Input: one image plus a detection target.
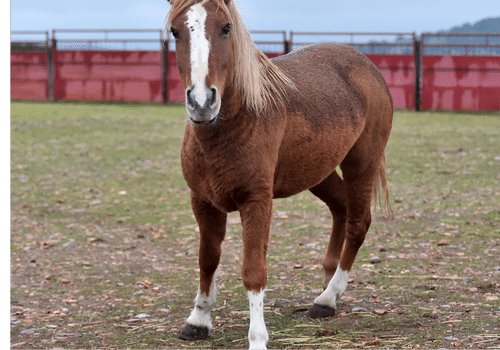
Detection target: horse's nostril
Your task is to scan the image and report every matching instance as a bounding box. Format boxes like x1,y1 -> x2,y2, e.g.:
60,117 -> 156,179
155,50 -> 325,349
209,87 -> 218,108
186,87 -> 195,108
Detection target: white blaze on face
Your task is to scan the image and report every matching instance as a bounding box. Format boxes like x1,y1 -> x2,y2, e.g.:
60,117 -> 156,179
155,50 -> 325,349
186,3 -> 210,106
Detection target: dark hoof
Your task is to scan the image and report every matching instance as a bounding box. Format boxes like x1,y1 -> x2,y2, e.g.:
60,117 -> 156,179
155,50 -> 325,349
179,324 -> 209,341
308,303 -> 336,318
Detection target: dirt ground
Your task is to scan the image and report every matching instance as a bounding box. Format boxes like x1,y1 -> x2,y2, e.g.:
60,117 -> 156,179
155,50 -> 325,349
10,208 -> 500,349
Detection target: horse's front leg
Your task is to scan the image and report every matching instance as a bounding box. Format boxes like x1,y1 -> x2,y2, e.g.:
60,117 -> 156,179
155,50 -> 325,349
239,193 -> 272,349
179,193 -> 227,341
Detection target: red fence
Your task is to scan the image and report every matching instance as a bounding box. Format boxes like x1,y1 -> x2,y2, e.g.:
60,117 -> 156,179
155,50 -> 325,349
10,30 -> 500,112
166,52 -> 183,103
420,33 -> 500,111
421,55 -> 500,111
11,51 -> 50,101
53,50 -> 163,102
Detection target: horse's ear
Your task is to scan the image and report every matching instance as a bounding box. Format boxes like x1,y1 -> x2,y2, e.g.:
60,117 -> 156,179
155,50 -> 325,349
224,0 -> 231,5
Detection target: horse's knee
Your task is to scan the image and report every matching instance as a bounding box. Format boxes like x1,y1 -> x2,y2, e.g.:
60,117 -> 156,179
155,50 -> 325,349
199,242 -> 221,269
242,265 -> 267,292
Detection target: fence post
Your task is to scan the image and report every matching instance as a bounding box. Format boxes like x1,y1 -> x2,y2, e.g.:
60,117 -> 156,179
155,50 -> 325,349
48,36 -> 56,101
283,30 -> 291,54
414,39 -> 422,112
284,40 -> 291,54
162,39 -> 169,104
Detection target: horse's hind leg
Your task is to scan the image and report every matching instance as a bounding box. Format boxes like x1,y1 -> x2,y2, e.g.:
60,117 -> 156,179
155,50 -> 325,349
179,193 -> 227,341
309,153 -> 381,318
308,170 -> 347,290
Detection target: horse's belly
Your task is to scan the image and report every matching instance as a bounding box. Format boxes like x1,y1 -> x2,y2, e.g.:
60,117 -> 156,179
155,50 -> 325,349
272,153 -> 342,199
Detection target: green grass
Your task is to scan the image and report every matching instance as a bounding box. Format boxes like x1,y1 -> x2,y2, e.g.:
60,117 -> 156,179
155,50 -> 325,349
12,102 -> 191,230
11,104 -> 499,237
10,102 -> 500,349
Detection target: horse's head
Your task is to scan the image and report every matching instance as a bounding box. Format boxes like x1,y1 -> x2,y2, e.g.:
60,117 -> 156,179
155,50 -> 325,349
168,0 -> 234,125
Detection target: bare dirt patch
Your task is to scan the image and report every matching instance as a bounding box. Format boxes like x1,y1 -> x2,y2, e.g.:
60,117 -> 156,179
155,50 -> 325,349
11,208 -> 500,349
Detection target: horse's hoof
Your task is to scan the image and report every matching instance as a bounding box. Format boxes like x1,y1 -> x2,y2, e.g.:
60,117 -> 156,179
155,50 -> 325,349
308,303 -> 336,318
179,324 -> 209,340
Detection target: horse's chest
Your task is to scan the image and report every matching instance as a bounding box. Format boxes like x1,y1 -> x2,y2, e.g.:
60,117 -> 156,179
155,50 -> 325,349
181,149 -> 250,212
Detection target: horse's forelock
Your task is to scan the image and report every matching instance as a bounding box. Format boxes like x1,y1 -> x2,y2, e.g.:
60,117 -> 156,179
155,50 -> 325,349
167,0 -> 230,25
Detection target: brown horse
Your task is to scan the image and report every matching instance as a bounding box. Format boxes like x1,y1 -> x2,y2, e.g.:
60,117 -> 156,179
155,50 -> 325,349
167,0 -> 393,348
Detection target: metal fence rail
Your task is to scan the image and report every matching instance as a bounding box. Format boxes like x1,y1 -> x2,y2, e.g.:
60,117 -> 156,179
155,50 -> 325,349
290,31 -> 416,54
52,29 -> 165,51
422,32 -> 500,55
11,31 -> 50,50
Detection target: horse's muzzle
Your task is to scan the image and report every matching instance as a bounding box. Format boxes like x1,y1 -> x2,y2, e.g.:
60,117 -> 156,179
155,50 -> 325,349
185,85 -> 220,125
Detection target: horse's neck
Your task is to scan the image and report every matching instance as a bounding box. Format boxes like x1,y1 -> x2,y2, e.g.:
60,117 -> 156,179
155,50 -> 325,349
220,86 -> 245,119
189,115 -> 255,165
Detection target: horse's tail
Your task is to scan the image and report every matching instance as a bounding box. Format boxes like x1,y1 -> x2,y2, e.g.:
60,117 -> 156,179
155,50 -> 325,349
373,154 -> 392,216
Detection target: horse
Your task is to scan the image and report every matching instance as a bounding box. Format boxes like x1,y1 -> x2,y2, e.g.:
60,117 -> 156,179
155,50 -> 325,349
166,0 -> 393,348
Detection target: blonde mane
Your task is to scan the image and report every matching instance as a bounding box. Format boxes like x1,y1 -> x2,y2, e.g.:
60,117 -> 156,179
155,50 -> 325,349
167,0 -> 296,114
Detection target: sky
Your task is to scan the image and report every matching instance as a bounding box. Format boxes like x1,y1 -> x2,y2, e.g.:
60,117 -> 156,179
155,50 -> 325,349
9,0 -> 500,36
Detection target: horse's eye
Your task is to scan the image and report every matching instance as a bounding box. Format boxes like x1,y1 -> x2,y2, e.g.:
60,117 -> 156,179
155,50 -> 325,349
170,28 -> 180,41
221,23 -> 231,37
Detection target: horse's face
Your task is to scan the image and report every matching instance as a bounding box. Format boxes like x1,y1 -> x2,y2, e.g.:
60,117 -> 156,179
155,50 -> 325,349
170,1 -> 233,125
